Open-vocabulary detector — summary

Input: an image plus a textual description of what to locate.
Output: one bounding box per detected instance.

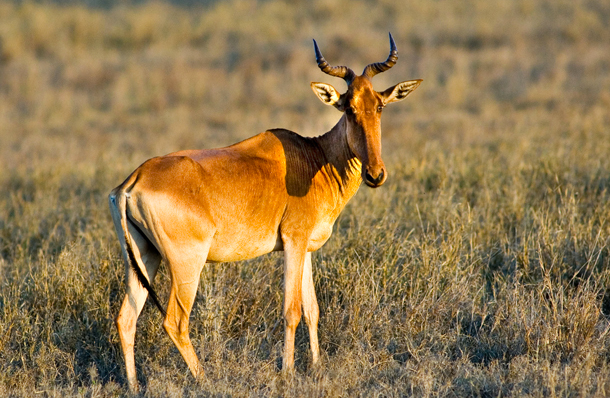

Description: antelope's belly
[206,228,282,262]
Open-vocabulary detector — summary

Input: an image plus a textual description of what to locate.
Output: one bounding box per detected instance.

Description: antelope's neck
[313,116,363,201]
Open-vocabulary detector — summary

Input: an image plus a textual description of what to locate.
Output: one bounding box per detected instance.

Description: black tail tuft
[125,237,167,318]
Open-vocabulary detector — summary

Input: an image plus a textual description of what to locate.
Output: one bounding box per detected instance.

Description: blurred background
[1,0,608,173]
[2,1,610,396]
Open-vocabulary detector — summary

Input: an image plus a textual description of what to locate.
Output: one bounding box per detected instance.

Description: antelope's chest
[307,221,334,252]
[306,182,362,252]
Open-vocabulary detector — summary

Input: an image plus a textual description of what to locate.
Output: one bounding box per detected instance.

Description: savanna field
[1,0,610,396]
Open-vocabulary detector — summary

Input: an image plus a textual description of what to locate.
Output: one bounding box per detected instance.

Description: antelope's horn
[313,39,356,85]
[362,33,398,79]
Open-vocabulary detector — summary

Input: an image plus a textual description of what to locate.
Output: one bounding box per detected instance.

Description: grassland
[1,0,610,396]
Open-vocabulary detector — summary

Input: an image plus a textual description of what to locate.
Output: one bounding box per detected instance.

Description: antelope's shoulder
[228,129,311,159]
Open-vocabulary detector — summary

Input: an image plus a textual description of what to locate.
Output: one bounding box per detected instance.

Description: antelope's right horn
[313,39,356,85]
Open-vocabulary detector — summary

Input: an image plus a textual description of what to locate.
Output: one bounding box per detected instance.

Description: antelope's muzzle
[364,168,386,188]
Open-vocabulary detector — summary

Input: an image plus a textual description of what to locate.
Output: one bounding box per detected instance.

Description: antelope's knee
[115,311,135,335]
[163,316,189,338]
[284,300,302,328]
[303,301,319,324]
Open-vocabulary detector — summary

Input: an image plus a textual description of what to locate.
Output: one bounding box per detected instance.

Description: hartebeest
[109,33,421,392]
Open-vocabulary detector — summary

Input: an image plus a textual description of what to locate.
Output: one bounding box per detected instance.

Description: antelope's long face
[310,34,422,188]
[341,76,387,187]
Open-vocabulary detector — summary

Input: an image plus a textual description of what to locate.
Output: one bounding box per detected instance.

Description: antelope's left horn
[362,33,398,79]
[313,39,356,85]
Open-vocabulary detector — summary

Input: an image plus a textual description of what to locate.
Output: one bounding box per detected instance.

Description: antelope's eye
[377,106,383,112]
[345,107,354,116]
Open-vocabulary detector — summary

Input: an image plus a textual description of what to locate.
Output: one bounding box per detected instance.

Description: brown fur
[109,39,421,392]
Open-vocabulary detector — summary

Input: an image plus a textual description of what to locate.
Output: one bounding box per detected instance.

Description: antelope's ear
[380,79,422,105]
[311,82,341,107]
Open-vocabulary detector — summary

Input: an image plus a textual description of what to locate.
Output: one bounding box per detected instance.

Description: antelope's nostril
[365,169,385,186]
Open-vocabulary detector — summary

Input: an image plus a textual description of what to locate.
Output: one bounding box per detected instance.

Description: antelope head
[311,33,422,188]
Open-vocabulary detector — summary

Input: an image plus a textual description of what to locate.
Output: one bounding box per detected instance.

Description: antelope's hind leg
[162,246,210,380]
[114,221,162,392]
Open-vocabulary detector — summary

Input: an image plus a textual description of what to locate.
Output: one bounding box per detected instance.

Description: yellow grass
[1,0,610,396]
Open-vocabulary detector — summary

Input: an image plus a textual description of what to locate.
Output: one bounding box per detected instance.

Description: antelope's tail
[110,189,166,317]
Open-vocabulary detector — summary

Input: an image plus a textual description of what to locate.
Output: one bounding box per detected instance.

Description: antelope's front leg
[301,251,320,364]
[282,239,307,371]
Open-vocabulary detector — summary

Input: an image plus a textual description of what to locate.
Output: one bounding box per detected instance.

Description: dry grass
[1,0,610,396]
